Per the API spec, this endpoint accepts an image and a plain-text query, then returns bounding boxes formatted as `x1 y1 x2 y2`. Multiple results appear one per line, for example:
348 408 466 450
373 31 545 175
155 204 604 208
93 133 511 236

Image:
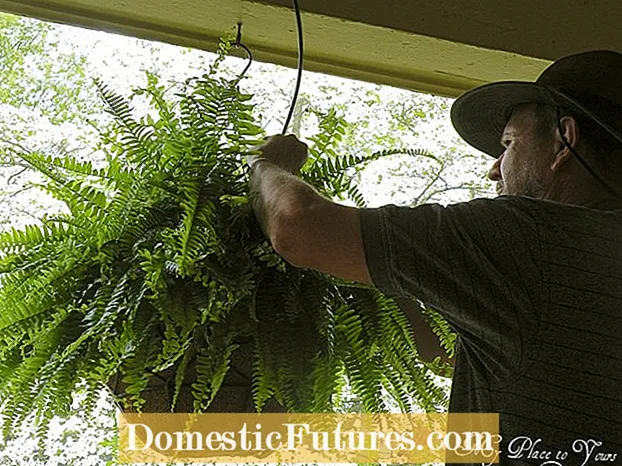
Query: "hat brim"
450 82 567 158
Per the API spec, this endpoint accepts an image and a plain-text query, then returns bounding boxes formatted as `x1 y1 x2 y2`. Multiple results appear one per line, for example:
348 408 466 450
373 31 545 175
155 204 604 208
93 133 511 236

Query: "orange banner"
118 412 499 463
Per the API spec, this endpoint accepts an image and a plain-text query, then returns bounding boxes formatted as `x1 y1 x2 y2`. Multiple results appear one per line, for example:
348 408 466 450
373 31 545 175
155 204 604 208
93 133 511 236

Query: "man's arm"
250 157 373 285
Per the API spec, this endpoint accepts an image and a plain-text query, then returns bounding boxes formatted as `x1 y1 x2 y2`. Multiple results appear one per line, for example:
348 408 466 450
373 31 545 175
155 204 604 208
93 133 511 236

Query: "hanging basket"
107 336 286 413
0 43 451 440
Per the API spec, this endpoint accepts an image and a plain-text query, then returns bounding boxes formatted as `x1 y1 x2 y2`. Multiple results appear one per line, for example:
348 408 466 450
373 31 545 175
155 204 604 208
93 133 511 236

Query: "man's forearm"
249 158 323 256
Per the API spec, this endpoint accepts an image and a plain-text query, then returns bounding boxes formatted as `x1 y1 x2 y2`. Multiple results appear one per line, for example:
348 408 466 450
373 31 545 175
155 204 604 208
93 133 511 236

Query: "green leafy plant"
0 43 454 441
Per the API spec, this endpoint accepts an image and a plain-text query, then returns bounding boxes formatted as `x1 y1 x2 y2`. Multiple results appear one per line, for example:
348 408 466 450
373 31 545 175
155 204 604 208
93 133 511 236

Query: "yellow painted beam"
0 0 551 97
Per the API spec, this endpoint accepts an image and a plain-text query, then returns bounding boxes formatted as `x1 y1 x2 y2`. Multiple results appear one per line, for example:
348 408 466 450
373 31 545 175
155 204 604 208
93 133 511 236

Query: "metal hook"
233 23 253 78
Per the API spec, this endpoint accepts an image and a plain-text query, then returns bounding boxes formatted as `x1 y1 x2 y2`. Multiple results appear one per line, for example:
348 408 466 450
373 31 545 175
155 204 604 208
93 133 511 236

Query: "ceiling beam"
0 0 554 97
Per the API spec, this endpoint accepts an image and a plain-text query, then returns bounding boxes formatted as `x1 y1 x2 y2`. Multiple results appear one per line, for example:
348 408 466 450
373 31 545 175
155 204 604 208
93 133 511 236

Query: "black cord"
555 107 621 199
237 42 253 78
282 0 304 135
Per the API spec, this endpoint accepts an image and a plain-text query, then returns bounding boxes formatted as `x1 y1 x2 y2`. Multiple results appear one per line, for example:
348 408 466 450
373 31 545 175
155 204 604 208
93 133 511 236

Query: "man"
249 50 622 464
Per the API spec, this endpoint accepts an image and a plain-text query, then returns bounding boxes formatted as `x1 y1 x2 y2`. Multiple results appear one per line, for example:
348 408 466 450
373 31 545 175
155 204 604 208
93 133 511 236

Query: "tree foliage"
0 13 95 124
0 13 101 231
0 42 454 445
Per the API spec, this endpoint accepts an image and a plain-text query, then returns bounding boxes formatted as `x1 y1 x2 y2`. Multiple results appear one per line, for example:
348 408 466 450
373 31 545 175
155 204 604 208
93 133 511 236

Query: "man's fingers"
249 134 308 174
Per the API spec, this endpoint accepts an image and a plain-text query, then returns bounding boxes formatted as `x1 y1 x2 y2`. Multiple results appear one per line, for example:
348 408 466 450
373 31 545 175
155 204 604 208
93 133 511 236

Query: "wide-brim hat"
451 50 622 157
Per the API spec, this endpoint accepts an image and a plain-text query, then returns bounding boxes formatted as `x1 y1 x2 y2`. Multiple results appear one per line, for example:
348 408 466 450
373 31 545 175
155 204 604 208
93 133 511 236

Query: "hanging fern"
0 40 455 438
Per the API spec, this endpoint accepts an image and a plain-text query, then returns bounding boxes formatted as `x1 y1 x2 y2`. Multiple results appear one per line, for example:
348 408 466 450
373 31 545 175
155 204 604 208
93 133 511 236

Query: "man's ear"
551 116 579 172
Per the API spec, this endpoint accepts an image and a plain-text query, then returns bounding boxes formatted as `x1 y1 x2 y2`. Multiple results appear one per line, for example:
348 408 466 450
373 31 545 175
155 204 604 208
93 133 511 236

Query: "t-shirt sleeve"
359 196 545 379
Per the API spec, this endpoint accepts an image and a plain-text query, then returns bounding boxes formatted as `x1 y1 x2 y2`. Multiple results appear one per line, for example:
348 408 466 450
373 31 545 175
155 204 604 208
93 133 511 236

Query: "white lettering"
265 431 282 450
462 431 494 453
285 423 309 450
205 431 222 450
154 431 172 450
507 436 537 459
573 439 602 466
427 432 444 450
238 423 251 450
221 431 236 451
384 431 400 450
400 431 415 451
173 431 202 450
127 423 153 451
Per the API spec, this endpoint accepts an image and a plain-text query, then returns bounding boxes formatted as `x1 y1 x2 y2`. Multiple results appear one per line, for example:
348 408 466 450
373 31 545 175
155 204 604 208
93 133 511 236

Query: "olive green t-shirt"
360 196 622 465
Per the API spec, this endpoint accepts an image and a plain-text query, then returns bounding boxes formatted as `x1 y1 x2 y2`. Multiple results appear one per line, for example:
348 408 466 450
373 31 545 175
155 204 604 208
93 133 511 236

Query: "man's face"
488 105 557 198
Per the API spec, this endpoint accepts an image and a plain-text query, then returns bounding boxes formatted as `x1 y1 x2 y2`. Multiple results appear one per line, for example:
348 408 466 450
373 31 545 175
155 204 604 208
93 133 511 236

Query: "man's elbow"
267 198 372 285
270 230 303 268
268 205 311 269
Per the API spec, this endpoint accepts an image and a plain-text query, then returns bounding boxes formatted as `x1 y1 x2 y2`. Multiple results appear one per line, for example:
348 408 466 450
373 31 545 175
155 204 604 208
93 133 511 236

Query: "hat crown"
537 50 622 109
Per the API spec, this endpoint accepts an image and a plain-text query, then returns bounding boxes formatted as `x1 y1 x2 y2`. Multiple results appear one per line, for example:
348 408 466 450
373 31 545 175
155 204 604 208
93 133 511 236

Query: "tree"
0 13 101 230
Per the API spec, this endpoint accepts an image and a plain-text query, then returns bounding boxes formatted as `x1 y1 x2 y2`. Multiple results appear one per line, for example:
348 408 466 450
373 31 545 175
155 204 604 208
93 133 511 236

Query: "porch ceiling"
0 0 620 97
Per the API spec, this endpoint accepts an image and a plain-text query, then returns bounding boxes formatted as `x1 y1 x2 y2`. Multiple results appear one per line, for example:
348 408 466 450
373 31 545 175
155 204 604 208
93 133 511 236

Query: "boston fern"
0 47 453 439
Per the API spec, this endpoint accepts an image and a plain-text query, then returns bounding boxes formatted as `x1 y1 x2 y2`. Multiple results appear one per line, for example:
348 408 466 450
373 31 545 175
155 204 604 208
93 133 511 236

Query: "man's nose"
488 155 503 181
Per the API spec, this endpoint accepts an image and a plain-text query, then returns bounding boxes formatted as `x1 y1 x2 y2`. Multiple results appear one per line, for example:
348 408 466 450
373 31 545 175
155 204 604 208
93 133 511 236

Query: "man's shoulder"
444 194 543 213
466 194 622 211
469 196 622 248
436 195 544 226
457 195 565 210
454 195 622 220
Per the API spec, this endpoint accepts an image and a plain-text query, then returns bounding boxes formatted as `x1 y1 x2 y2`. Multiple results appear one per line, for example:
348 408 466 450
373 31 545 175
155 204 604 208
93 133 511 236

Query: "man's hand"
250 134 308 175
